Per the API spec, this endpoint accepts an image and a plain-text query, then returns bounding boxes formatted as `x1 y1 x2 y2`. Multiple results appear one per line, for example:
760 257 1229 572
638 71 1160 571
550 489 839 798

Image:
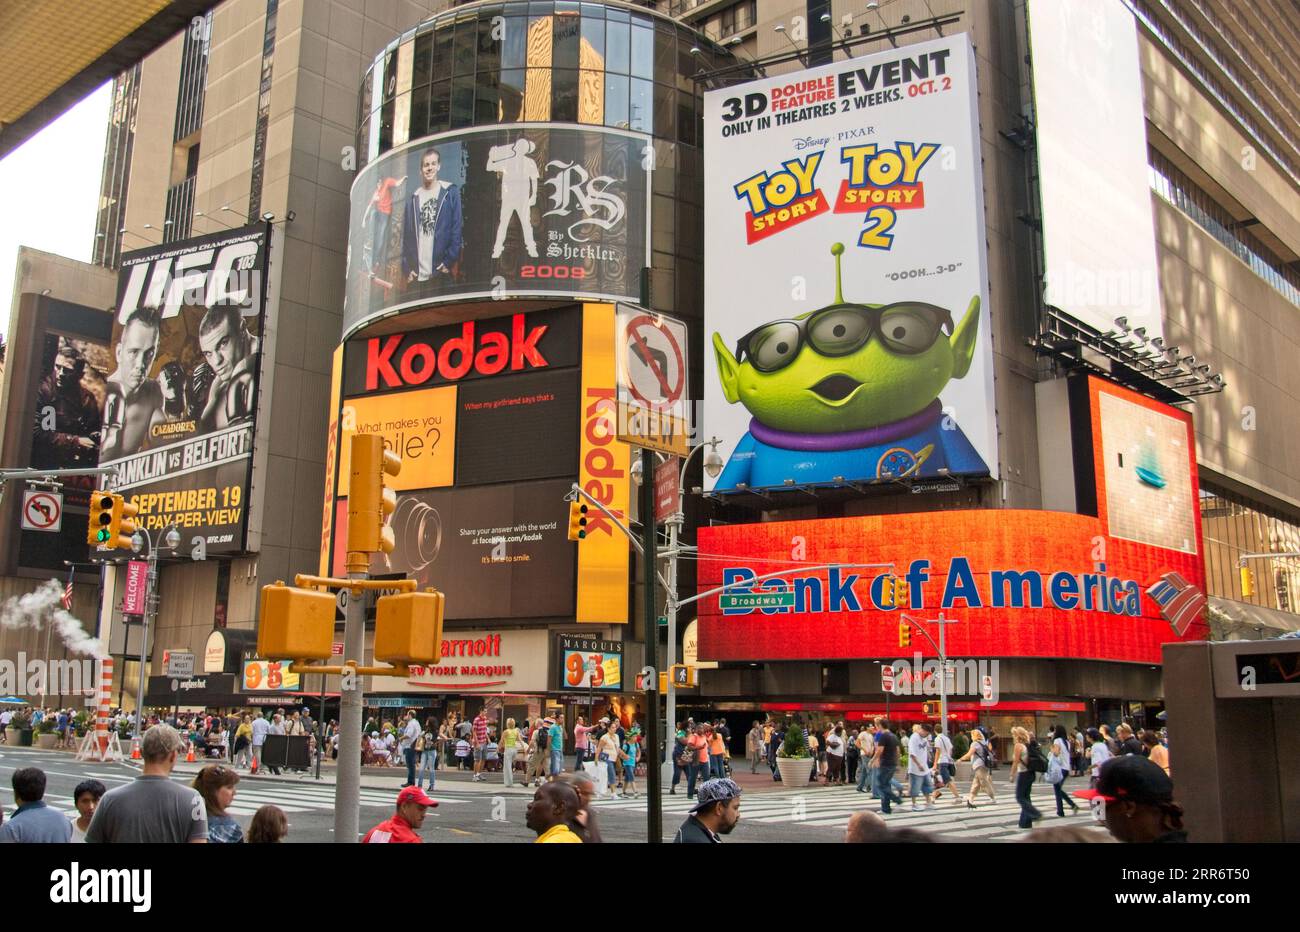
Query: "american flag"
1146 572 1206 636
60 568 74 611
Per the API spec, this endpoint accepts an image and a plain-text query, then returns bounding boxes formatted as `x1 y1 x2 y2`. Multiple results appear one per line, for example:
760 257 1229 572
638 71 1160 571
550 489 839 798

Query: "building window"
715 0 755 39
1199 484 1300 614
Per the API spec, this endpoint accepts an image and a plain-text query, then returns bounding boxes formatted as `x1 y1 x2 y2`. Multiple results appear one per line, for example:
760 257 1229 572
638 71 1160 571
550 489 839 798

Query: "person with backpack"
1009 726 1045 829
958 727 997 807
1049 725 1078 816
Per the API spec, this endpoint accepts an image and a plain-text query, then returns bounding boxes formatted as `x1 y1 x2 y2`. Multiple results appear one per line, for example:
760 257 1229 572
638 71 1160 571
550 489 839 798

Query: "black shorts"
939 763 956 780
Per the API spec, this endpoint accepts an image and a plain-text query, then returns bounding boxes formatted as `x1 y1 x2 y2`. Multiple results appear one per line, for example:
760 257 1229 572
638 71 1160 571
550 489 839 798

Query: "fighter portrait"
401 147 464 284
196 304 260 431
100 307 165 460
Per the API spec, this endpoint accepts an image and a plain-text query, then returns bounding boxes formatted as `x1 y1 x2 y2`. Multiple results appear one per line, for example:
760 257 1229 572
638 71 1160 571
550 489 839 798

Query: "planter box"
776 756 815 788
3 727 19 745
36 733 59 750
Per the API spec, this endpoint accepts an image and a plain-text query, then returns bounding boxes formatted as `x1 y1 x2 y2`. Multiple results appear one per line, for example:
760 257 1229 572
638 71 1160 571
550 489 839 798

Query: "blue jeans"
604 758 617 789
708 753 724 778
1051 775 1076 815
575 748 587 773
875 765 902 813
687 760 707 796
857 761 875 792
1016 770 1041 828
908 772 934 800
549 749 563 776
418 749 436 788
403 747 417 785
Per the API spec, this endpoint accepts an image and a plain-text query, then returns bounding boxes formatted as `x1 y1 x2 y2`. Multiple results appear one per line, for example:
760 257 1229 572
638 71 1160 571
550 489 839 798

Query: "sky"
0 83 112 338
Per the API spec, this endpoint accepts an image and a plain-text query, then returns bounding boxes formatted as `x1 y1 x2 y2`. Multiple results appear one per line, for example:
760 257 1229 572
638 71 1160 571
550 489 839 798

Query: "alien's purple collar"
749 399 944 452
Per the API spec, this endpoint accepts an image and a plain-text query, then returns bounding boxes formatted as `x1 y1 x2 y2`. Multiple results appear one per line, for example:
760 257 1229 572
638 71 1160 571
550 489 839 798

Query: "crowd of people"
0 705 87 748
0 725 289 843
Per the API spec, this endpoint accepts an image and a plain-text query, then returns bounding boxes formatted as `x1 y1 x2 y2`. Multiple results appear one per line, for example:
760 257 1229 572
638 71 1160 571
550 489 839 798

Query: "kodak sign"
577 304 630 624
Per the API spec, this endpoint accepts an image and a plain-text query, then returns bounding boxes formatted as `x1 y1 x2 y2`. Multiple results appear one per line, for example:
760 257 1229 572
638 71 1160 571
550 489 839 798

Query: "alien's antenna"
831 242 846 303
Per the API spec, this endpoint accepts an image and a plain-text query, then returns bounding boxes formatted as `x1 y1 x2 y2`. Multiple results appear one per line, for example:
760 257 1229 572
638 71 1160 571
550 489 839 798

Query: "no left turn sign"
619 311 686 406
21 490 63 533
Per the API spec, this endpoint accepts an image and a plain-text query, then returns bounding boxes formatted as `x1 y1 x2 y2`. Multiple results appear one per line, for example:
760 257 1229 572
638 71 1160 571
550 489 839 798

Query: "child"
620 733 639 798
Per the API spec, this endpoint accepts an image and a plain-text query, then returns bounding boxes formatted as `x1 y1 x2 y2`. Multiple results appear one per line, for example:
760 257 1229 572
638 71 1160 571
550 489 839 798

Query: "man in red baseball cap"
1073 755 1186 843
362 785 438 843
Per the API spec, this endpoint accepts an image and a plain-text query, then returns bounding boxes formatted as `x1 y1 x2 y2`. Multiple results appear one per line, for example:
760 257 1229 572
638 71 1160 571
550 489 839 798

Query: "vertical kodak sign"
319 345 344 576
578 304 630 624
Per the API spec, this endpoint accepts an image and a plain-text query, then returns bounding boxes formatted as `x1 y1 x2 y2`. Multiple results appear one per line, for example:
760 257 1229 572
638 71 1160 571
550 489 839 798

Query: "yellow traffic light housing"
899 622 911 648
1240 565 1255 598
671 664 695 687
347 434 401 560
922 701 939 717
892 577 909 610
567 500 589 541
258 581 336 661
114 497 140 550
87 491 114 546
374 588 446 665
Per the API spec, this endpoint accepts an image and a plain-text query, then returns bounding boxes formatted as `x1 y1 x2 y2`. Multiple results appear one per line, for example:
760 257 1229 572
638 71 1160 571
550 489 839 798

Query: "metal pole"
938 612 948 734
316 673 325 781
663 514 679 786
640 448 661 842
133 543 156 738
335 574 366 842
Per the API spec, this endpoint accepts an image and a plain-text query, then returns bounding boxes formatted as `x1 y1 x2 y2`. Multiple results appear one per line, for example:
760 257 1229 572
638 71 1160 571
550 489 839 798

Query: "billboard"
97 224 269 553
695 508 1207 665
556 634 624 691
322 304 630 623
242 659 301 691
343 124 651 337
1027 0 1162 337
703 34 997 491
5 298 114 573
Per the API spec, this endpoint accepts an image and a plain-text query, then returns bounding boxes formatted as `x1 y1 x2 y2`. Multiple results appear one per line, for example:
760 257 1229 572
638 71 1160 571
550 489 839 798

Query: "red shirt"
372 177 401 214
473 715 488 745
362 813 421 844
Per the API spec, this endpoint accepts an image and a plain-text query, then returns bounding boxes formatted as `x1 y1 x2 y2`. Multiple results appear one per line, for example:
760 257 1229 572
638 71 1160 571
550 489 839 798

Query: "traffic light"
671 664 695 687
87 492 114 546
257 581 336 660
347 434 401 555
899 621 911 648
892 577 909 610
567 500 589 541
1240 565 1255 598
375 588 446 665
86 492 139 549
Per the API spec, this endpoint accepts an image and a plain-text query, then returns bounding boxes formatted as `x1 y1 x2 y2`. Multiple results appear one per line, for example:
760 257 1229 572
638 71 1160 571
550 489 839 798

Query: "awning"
1207 597 1300 639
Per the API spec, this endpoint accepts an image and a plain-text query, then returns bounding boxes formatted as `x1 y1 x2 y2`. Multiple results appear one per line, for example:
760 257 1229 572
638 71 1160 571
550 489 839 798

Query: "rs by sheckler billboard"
702 34 997 491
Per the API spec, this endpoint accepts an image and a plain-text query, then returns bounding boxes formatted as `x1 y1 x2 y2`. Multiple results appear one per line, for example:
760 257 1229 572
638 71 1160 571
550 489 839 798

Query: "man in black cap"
1073 756 1187 843
672 777 741 843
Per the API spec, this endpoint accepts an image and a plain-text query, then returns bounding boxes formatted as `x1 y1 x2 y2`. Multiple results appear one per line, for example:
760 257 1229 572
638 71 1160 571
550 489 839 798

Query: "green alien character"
711 243 990 488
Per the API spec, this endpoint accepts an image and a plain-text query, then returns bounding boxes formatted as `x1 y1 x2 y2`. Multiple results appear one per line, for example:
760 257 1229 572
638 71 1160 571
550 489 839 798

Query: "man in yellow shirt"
527 783 582 843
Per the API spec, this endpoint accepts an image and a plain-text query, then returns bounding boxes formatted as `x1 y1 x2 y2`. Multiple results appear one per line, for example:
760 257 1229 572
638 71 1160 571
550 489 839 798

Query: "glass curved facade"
349 1 735 330
357 1 734 169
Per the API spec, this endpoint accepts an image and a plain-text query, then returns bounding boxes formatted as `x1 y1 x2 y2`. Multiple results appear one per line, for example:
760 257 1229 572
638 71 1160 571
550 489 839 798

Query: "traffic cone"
251 755 258 774
130 738 141 760
185 741 195 763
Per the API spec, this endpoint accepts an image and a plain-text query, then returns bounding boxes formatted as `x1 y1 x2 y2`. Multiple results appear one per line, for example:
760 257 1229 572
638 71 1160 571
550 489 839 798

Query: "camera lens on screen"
386 497 442 577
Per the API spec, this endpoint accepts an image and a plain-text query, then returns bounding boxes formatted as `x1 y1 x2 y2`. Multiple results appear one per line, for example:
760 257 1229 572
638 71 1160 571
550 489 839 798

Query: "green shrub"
779 723 810 759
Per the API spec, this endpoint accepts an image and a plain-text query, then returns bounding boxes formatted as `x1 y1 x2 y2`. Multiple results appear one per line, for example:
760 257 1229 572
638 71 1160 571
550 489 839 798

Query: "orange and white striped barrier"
96 656 113 756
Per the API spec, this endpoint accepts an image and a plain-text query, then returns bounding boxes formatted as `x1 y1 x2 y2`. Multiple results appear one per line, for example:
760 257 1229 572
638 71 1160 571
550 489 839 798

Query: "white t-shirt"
907 732 931 775
826 733 845 757
415 184 444 279
400 719 420 751
934 733 954 764
971 739 988 770
70 817 87 843
0 711 12 726
1090 740 1112 776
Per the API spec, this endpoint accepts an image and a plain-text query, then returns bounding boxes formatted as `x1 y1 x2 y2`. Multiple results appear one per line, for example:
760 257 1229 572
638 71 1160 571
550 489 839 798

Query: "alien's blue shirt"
715 400 989 489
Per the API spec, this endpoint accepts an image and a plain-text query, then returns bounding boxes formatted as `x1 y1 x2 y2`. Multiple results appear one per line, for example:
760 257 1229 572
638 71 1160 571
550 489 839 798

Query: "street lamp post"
129 525 181 738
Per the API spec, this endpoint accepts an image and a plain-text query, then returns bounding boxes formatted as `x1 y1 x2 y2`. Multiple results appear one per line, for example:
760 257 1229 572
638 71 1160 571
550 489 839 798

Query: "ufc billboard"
97 223 270 554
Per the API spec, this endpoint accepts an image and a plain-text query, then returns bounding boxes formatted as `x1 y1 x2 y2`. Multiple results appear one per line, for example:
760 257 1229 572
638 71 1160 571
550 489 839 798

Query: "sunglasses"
735 302 954 374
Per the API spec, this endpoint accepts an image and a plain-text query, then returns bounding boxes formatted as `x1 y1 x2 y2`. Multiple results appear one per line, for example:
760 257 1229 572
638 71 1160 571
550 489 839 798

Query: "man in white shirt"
1086 727 1111 786
399 710 422 787
907 724 936 810
855 726 876 794
250 713 270 773
933 725 961 803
